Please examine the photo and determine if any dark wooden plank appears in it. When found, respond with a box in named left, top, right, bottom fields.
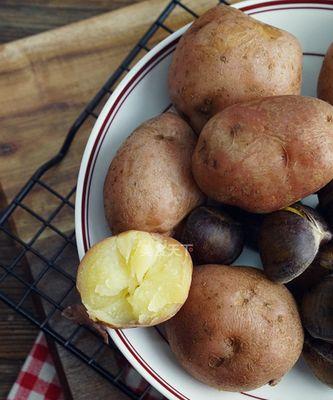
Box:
left=0, top=305, right=38, bottom=399
left=0, top=0, right=144, bottom=44
left=0, top=184, right=38, bottom=399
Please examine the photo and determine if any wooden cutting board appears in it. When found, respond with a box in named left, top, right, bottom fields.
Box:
left=0, top=0, right=238, bottom=398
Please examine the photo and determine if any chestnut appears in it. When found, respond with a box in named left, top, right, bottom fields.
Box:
left=259, top=204, right=332, bottom=284
left=316, top=240, right=333, bottom=270
left=302, top=275, right=333, bottom=342
left=287, top=241, right=333, bottom=301
left=220, top=205, right=264, bottom=250
left=303, top=334, right=333, bottom=388
left=179, top=206, right=244, bottom=265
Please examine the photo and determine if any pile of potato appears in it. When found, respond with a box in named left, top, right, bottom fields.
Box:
left=77, top=5, right=333, bottom=393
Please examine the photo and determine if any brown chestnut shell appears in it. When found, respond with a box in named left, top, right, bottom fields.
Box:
left=259, top=204, right=332, bottom=284
left=301, top=275, right=333, bottom=342
left=287, top=240, right=333, bottom=301
left=303, top=335, right=333, bottom=388
left=220, top=205, right=264, bottom=250
left=179, top=206, right=244, bottom=265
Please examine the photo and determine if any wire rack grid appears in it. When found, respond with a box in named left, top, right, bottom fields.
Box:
left=0, top=1, right=229, bottom=399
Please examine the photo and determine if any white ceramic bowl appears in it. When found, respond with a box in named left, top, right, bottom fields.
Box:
left=76, top=1, right=333, bottom=399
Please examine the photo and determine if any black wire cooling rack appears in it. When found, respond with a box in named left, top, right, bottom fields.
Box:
left=0, top=1, right=229, bottom=398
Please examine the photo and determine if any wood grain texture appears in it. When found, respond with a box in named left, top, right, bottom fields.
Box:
left=0, top=1, right=239, bottom=398
left=0, top=184, right=38, bottom=400
left=0, top=0, right=144, bottom=44
left=60, top=353, right=130, bottom=400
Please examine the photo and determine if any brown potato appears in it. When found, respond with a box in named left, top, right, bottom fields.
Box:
left=168, top=5, right=302, bottom=133
left=77, top=231, right=193, bottom=328
left=165, top=265, right=304, bottom=392
left=104, top=112, right=204, bottom=234
left=192, top=96, right=333, bottom=213
left=318, top=43, right=333, bottom=105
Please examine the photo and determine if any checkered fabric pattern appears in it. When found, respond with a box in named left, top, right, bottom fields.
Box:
left=8, top=333, right=64, bottom=400
left=9, top=332, right=164, bottom=400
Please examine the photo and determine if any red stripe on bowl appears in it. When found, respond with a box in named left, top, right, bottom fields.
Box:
left=241, top=0, right=333, bottom=12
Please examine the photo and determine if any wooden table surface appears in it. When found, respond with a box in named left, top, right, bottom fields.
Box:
left=0, top=1, right=145, bottom=397
left=0, top=0, right=144, bottom=44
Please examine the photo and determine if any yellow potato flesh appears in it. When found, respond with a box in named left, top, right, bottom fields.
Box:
left=77, top=231, right=192, bottom=327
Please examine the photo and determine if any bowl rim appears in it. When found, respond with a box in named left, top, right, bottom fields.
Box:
left=75, top=1, right=333, bottom=399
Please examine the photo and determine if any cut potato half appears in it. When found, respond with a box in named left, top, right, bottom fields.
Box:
left=77, top=230, right=193, bottom=328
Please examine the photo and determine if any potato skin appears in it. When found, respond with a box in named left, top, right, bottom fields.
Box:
left=192, top=95, right=333, bottom=213
left=168, top=5, right=302, bottom=133
left=318, top=43, right=333, bottom=105
left=165, top=265, right=304, bottom=391
left=104, top=112, right=204, bottom=234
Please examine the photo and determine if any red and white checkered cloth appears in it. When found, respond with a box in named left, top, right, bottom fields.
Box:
left=9, top=332, right=164, bottom=400
left=8, top=333, right=64, bottom=400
